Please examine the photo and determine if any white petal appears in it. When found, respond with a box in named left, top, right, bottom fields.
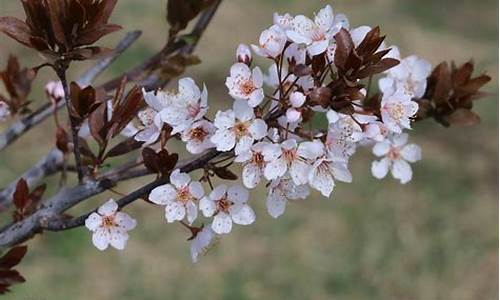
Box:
left=264, top=158, right=288, bottom=180
left=165, top=201, right=186, bottom=223
left=170, top=169, right=191, bottom=188
left=211, top=129, right=236, bottom=152
left=98, top=199, right=118, bottom=216
left=371, top=158, right=390, bottom=179
left=392, top=133, right=409, bottom=147
left=149, top=184, right=176, bottom=205
left=330, top=161, right=353, bottom=183
left=391, top=159, right=413, bottom=184
left=248, top=89, right=264, bottom=107
left=189, top=181, right=205, bottom=199
left=109, top=229, right=128, bottom=250
left=372, top=141, right=391, bottom=157
left=214, top=110, right=235, bottom=129
left=212, top=212, right=233, bottom=234
left=290, top=91, right=306, bottom=107
left=262, top=143, right=282, bottom=161
left=307, top=40, right=329, bottom=56
left=400, top=144, right=422, bottom=163
left=227, top=185, right=249, bottom=204
left=199, top=196, right=216, bottom=217
left=186, top=200, right=198, bottom=225
left=242, top=164, right=262, bottom=189
left=290, top=160, right=311, bottom=185
left=85, top=212, right=102, bottom=231
left=252, top=67, right=263, bottom=87
left=234, top=136, right=253, bottom=157
left=231, top=204, right=256, bottom=225
left=115, top=212, right=137, bottom=231
left=266, top=191, right=287, bottom=218
left=309, top=167, right=335, bottom=197
left=249, top=118, right=268, bottom=140
left=297, top=140, right=325, bottom=159
left=286, top=108, right=301, bottom=123
left=230, top=62, right=251, bottom=79
left=210, top=184, right=227, bottom=201
left=326, top=110, right=340, bottom=124
left=233, top=99, right=255, bottom=121
left=92, top=230, right=110, bottom=251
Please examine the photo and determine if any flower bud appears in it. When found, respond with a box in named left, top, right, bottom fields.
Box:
left=236, top=44, right=252, bottom=65
left=45, top=81, right=65, bottom=103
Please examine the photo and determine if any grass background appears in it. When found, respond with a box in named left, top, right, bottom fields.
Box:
left=0, top=0, right=498, bottom=299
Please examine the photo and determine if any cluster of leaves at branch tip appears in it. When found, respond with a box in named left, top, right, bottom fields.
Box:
left=0, top=0, right=121, bottom=62
left=0, top=245, right=27, bottom=294
left=0, top=55, right=36, bottom=115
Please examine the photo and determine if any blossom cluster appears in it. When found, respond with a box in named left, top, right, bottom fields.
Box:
left=84, top=4, right=432, bottom=262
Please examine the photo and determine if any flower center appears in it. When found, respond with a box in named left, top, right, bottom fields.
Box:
left=251, top=152, right=265, bottom=167
left=233, top=121, right=249, bottom=138
left=189, top=126, right=208, bottom=142
left=240, top=80, right=255, bottom=96
left=176, top=187, right=192, bottom=203
left=282, top=148, right=297, bottom=163
left=388, top=147, right=401, bottom=160
left=216, top=196, right=232, bottom=213
left=388, top=103, right=404, bottom=121
left=101, top=215, right=116, bottom=228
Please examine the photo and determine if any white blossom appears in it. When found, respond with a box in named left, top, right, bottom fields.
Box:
left=263, top=139, right=324, bottom=185
left=211, top=100, right=267, bottom=154
left=267, top=176, right=309, bottom=218
left=149, top=169, right=204, bottom=224
left=251, top=25, right=287, bottom=59
left=0, top=101, right=10, bottom=121
left=380, top=89, right=419, bottom=133
left=225, top=63, right=264, bottom=107
left=134, top=108, right=163, bottom=145
left=181, top=120, right=216, bottom=154
left=85, top=199, right=136, bottom=251
left=190, top=226, right=217, bottom=263
left=371, top=133, right=421, bottom=184
left=286, top=5, right=348, bottom=56
left=308, top=153, right=352, bottom=197
left=234, top=141, right=268, bottom=189
left=379, top=55, right=432, bottom=98
left=160, top=78, right=208, bottom=134
left=199, top=184, right=255, bottom=234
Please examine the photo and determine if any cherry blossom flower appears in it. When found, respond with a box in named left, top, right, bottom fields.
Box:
left=286, top=5, right=348, bottom=56
left=160, top=78, right=208, bottom=134
left=371, top=133, right=421, bottom=184
left=199, top=184, right=255, bottom=234
left=251, top=24, right=287, bottom=59
left=380, top=89, right=419, bottom=133
left=286, top=91, right=306, bottom=123
left=149, top=169, right=204, bottom=224
left=211, top=100, right=267, bottom=154
left=225, top=63, right=264, bottom=107
left=234, top=141, right=268, bottom=189
left=327, top=110, right=377, bottom=143
left=284, top=42, right=307, bottom=65
left=273, top=12, right=293, bottom=30
left=190, top=226, right=217, bottom=263
left=236, top=43, right=252, bottom=65
left=380, top=55, right=432, bottom=98
left=263, top=139, right=324, bottom=185
left=134, top=108, right=163, bottom=145
left=267, top=176, right=309, bottom=218
left=308, top=153, right=352, bottom=197
left=181, top=120, right=216, bottom=154
left=0, top=101, right=10, bottom=121
left=85, top=199, right=136, bottom=251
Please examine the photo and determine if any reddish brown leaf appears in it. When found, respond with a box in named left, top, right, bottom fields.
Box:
left=357, top=58, right=399, bottom=79
left=213, top=167, right=238, bottom=180
left=0, top=246, right=27, bottom=269
left=55, top=127, right=70, bottom=153
left=157, top=149, right=179, bottom=175
left=443, top=109, right=480, bottom=126
left=334, top=28, right=354, bottom=70
left=12, top=179, right=29, bottom=210
left=89, top=102, right=108, bottom=146
left=105, top=137, right=144, bottom=158
left=0, top=17, right=32, bottom=48
left=142, top=147, right=160, bottom=173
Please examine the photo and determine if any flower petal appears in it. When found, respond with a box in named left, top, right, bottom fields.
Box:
left=212, top=212, right=233, bottom=234
left=98, top=199, right=118, bottom=216
left=231, top=204, right=256, bottom=225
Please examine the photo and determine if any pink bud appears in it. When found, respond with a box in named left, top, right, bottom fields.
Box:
left=236, top=44, right=252, bottom=65
left=45, top=81, right=65, bottom=102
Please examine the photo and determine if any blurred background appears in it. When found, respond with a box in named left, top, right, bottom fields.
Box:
left=0, top=0, right=498, bottom=299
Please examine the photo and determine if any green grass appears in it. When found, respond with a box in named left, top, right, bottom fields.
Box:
left=0, top=0, right=497, bottom=299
